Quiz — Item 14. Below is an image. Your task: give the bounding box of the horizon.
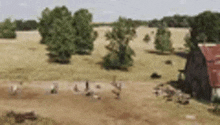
[0,0,219,22]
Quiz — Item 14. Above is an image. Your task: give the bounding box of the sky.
[0,0,220,22]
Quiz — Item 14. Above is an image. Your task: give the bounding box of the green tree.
[23,20,38,30]
[47,17,76,64]
[15,20,24,31]
[72,9,97,54]
[38,6,72,44]
[184,33,196,53]
[143,34,151,43]
[0,18,16,38]
[190,11,220,50]
[103,17,136,70]
[38,6,75,63]
[154,24,173,53]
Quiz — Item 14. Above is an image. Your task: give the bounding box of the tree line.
[15,20,38,31]
[148,14,194,28]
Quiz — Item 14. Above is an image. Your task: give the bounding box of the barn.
[183,43,220,101]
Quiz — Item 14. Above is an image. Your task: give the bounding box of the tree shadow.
[175,51,187,59]
[168,79,213,106]
[145,49,187,59]
[207,108,220,116]
[95,61,129,72]
[145,50,171,55]
[46,53,70,64]
[167,80,185,91]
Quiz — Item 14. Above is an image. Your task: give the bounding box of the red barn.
[184,44,220,101]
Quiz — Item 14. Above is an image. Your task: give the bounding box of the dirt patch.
[0,81,216,125]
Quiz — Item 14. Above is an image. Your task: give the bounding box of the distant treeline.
[92,15,194,28]
[148,15,194,28]
[92,19,148,27]
[15,20,38,31]
[9,12,220,30]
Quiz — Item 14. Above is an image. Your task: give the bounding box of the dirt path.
[0,81,194,125]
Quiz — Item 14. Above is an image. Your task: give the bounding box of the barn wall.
[184,50,212,101]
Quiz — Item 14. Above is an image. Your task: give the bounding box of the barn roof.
[198,43,220,88]
[198,43,220,61]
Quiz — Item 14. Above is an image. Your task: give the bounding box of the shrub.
[72,9,97,54]
[0,18,16,38]
[154,25,173,53]
[103,17,136,70]
[143,34,151,43]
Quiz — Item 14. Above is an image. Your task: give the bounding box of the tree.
[72,9,97,54]
[0,18,16,38]
[16,20,38,31]
[189,11,220,50]
[38,6,72,44]
[143,34,151,43]
[47,16,76,64]
[15,20,24,31]
[103,17,136,70]
[38,6,75,63]
[23,20,38,30]
[184,33,196,53]
[154,24,173,53]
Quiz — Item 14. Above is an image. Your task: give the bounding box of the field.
[0,27,219,125]
[0,26,188,82]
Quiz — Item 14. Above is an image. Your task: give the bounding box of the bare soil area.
[0,81,218,125]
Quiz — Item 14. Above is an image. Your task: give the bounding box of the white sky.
[0,0,219,22]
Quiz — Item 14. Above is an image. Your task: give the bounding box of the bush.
[0,18,16,38]
[72,9,97,54]
[143,34,151,43]
[154,25,173,53]
[103,17,136,70]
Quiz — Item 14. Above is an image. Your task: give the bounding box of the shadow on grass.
[95,61,129,72]
[145,49,188,59]
[168,80,213,106]
[207,108,220,116]
[46,53,70,64]
[175,51,187,59]
[145,50,171,55]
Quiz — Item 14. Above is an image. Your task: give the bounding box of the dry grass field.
[0,27,219,125]
[0,26,188,82]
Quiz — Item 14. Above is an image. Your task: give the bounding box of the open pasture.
[0,27,188,82]
[1,27,219,124]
